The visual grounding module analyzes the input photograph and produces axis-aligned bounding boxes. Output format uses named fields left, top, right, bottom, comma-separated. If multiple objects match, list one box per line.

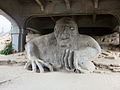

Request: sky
left=0, top=15, right=11, bottom=35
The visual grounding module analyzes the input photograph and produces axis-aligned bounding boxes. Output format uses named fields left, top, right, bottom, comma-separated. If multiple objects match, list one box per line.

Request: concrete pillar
left=19, top=28, right=26, bottom=51
left=11, top=28, right=26, bottom=52
left=11, top=24, right=20, bottom=52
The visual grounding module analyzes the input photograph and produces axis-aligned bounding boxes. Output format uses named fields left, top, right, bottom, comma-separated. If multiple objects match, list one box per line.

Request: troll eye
left=71, top=27, right=74, bottom=30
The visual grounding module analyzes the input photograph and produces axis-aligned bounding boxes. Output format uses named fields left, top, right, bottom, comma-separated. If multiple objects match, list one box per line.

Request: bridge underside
left=0, top=0, right=120, bottom=51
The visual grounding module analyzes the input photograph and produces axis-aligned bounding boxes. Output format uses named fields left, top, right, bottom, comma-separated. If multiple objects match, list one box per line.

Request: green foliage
left=0, top=43, right=13, bottom=55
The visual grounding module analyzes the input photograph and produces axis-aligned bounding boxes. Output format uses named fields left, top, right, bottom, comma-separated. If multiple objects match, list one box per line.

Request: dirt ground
left=0, top=49, right=119, bottom=90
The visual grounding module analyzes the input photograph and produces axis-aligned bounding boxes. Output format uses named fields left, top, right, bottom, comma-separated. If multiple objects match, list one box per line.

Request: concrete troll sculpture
left=24, top=17, right=101, bottom=73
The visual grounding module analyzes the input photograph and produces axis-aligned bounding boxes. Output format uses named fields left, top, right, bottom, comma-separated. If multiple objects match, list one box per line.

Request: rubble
left=92, top=49, right=120, bottom=73
left=94, top=32, right=119, bottom=46
left=93, top=32, right=120, bottom=51
left=98, top=49, right=119, bottom=60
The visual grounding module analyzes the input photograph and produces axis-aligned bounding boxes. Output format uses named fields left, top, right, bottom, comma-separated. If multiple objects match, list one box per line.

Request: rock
left=104, top=56, right=116, bottom=59
left=94, top=32, right=119, bottom=45
left=109, top=66, right=120, bottom=72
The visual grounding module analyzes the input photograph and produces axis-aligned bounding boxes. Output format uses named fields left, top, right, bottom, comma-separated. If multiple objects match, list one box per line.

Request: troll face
left=54, top=17, right=78, bottom=48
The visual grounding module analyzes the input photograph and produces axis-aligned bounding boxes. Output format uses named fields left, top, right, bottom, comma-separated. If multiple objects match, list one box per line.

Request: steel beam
left=94, top=0, right=98, bottom=8
left=35, top=0, right=44, bottom=11
left=64, top=0, right=70, bottom=9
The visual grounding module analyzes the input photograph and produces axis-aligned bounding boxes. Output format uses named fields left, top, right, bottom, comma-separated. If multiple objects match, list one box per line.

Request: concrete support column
left=11, top=33, right=20, bottom=52
left=11, top=28, right=26, bottom=52
left=19, top=28, right=26, bottom=51
left=11, top=23, right=21, bottom=52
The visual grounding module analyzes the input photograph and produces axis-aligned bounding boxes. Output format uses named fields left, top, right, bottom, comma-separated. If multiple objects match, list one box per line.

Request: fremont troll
left=24, top=17, right=101, bottom=73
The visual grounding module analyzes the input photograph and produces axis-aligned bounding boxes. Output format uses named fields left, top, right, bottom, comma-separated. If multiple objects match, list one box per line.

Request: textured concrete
left=0, top=66, right=120, bottom=90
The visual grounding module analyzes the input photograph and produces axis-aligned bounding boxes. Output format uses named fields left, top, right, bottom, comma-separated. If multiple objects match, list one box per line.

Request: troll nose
left=61, top=33, right=69, bottom=40
left=63, top=30, right=67, bottom=34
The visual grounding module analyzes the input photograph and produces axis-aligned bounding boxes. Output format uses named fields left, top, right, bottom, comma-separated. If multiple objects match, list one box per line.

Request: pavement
left=0, top=65, right=120, bottom=90
left=0, top=51, right=120, bottom=90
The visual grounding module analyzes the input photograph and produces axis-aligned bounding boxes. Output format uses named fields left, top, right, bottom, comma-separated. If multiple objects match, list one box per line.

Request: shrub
left=0, top=42, right=13, bottom=55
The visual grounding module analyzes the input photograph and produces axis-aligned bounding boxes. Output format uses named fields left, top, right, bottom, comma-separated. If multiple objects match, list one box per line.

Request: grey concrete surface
left=0, top=66, right=120, bottom=90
